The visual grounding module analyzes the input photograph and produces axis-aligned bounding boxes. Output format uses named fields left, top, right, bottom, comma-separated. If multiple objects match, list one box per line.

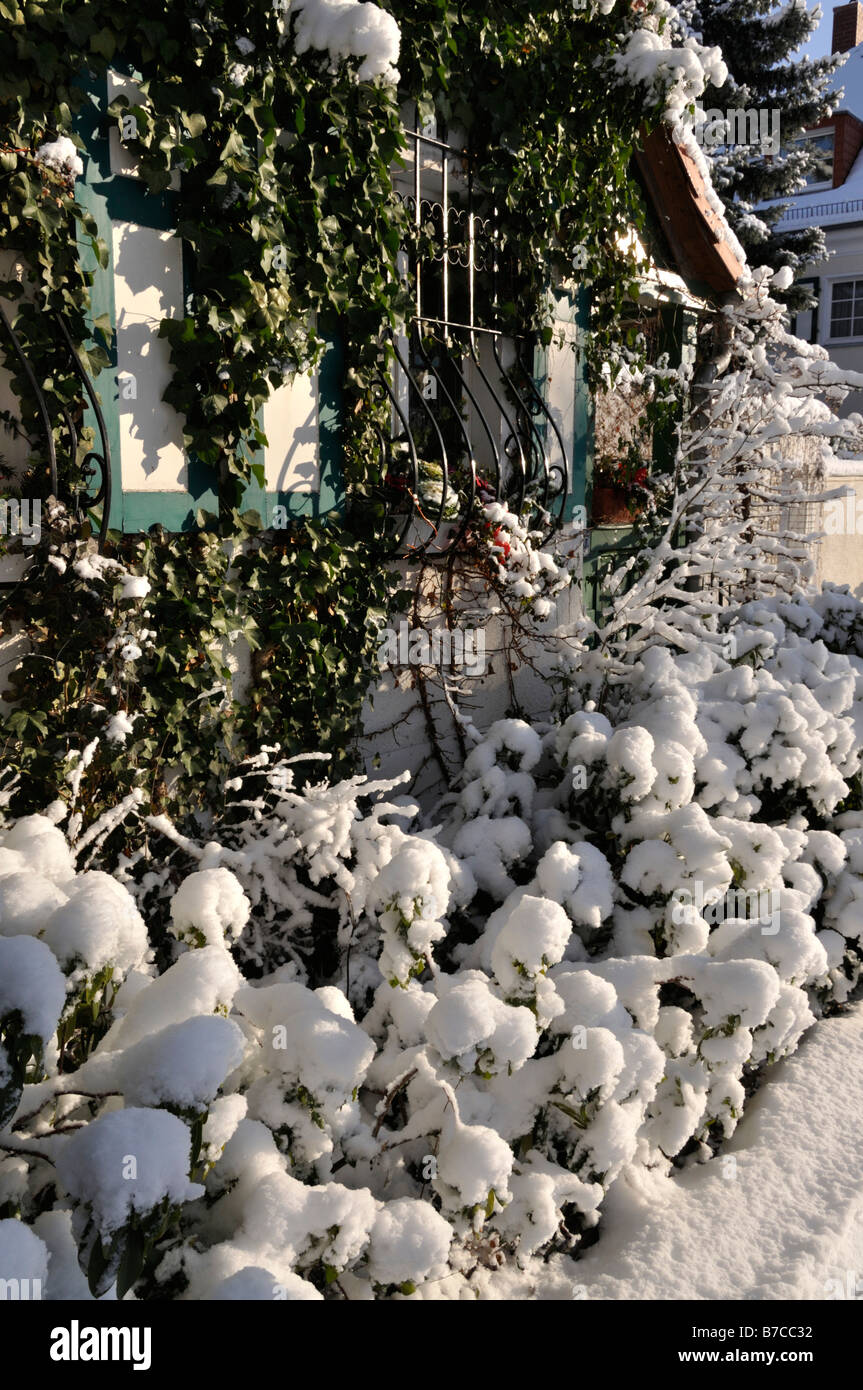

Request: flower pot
left=592, top=482, right=634, bottom=525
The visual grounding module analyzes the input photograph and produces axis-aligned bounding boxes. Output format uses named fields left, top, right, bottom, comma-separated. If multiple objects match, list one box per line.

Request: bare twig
left=373, top=1067, right=418, bottom=1139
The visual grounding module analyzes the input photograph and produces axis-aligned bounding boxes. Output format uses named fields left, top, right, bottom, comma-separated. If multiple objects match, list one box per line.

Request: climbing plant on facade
left=0, top=0, right=723, bottom=838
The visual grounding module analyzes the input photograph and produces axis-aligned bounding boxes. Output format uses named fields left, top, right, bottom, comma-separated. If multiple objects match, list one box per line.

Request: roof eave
left=635, top=125, right=745, bottom=296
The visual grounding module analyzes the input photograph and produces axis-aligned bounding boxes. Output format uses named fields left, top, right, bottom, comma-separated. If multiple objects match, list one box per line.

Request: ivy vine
left=0, top=0, right=670, bottom=842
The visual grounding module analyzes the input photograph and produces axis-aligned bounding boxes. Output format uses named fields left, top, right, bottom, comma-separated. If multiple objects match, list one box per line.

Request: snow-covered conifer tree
left=686, top=0, right=842, bottom=304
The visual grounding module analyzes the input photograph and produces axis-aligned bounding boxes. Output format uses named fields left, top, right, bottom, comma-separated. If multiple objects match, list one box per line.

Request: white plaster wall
left=111, top=221, right=187, bottom=492
left=821, top=474, right=863, bottom=596
left=107, top=70, right=180, bottom=189
left=359, top=521, right=585, bottom=805
left=112, top=229, right=323, bottom=497
left=108, top=65, right=322, bottom=500
left=263, top=370, right=320, bottom=494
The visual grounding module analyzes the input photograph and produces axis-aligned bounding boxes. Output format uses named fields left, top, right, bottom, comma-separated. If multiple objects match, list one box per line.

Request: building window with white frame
left=791, top=128, right=835, bottom=189
left=830, top=278, right=863, bottom=339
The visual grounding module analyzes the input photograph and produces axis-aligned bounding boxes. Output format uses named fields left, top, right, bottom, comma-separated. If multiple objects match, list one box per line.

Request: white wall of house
left=112, top=221, right=187, bottom=492
left=805, top=222, right=863, bottom=593
left=813, top=222, right=863, bottom=419
left=262, top=369, right=321, bottom=495
left=822, top=471, right=863, bottom=597
left=108, top=70, right=321, bottom=501
left=111, top=215, right=321, bottom=496
left=358, top=519, right=585, bottom=803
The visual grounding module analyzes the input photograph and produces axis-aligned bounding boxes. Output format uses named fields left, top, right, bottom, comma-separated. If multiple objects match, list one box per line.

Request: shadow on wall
left=359, top=538, right=586, bottom=808
left=821, top=474, right=863, bottom=599
left=113, top=223, right=187, bottom=490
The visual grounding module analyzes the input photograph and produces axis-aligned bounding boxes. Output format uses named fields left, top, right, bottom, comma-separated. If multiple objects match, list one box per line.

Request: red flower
left=492, top=526, right=511, bottom=560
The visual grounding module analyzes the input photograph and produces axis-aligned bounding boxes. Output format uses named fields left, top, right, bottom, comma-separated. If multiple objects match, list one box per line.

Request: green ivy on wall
left=0, top=509, right=405, bottom=836
left=388, top=0, right=655, bottom=355
left=0, top=0, right=669, bottom=841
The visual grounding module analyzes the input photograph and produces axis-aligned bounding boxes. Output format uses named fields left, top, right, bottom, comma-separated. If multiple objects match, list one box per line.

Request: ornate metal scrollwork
left=379, top=108, right=570, bottom=558
left=0, top=302, right=112, bottom=551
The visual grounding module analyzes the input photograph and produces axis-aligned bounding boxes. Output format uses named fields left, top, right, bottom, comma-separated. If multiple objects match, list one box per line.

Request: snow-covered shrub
left=3, top=598, right=862, bottom=1299
left=55, top=1109, right=205, bottom=1297
left=34, top=135, right=83, bottom=180
left=170, top=868, right=251, bottom=950
left=3, top=0, right=863, bottom=1299
left=811, top=584, right=863, bottom=660
left=0, top=814, right=149, bottom=1125
left=278, top=0, right=401, bottom=86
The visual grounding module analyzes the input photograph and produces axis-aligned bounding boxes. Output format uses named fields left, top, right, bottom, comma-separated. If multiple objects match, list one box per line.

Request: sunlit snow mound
left=3, top=592, right=863, bottom=1298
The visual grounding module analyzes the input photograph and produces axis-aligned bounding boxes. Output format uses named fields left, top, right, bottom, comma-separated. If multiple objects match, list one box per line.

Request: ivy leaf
left=115, top=1225, right=146, bottom=1300
left=183, top=112, right=207, bottom=138
left=86, top=1232, right=113, bottom=1299
left=221, top=130, right=245, bottom=160
left=89, top=30, right=116, bottom=61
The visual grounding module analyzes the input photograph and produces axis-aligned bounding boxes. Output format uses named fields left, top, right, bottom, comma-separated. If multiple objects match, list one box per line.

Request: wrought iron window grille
left=0, top=301, right=112, bottom=551
left=376, top=107, right=570, bottom=559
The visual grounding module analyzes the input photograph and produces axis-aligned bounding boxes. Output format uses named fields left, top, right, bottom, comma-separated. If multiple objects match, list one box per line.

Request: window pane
left=831, top=280, right=863, bottom=336
left=799, top=130, right=834, bottom=185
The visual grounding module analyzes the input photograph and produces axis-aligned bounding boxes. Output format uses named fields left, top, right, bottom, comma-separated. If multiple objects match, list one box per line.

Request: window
left=789, top=129, right=834, bottom=190
left=380, top=106, right=571, bottom=556
left=830, top=279, right=863, bottom=339
left=95, top=69, right=335, bottom=531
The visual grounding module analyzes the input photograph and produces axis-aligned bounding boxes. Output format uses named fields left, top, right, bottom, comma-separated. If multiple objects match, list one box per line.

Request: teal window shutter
left=75, top=71, right=217, bottom=532
left=74, top=71, right=341, bottom=535
left=539, top=284, right=591, bottom=525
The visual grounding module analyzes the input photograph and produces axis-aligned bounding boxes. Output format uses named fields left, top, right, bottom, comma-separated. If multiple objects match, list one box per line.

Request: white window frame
left=824, top=274, right=863, bottom=345
left=789, top=127, right=835, bottom=195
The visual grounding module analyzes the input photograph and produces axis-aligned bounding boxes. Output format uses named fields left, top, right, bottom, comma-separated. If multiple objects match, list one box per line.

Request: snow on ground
left=564, top=1002, right=863, bottom=1300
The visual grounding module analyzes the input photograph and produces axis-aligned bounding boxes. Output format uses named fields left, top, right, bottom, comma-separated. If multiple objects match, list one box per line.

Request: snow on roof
left=833, top=37, right=863, bottom=119
left=766, top=41, right=863, bottom=229
left=771, top=145, right=863, bottom=228
left=767, top=125, right=863, bottom=231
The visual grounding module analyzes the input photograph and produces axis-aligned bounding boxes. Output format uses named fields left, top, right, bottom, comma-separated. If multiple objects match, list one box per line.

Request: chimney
left=833, top=1, right=863, bottom=52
